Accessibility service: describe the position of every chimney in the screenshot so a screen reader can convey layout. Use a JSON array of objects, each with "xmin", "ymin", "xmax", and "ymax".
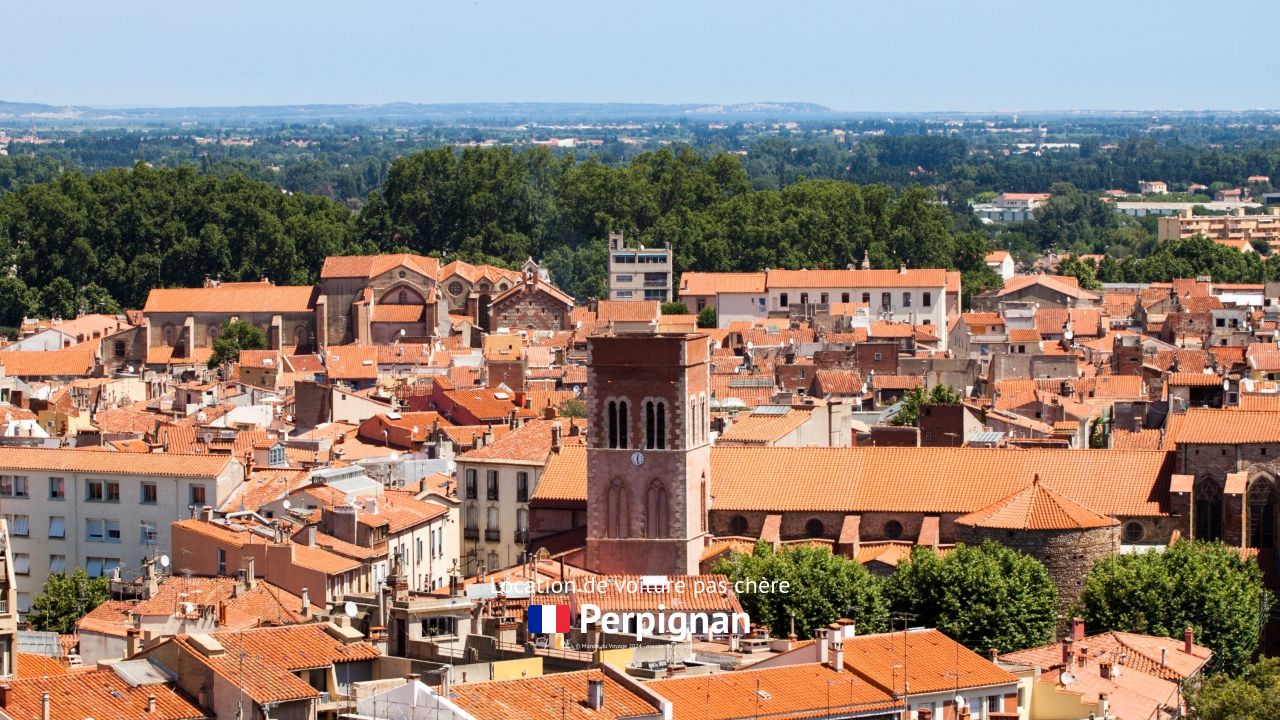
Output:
[
  {"xmin": 217, "ymin": 601, "xmax": 228, "ymax": 627},
  {"xmin": 1100, "ymin": 661, "xmax": 1113, "ymax": 680},
  {"xmin": 1099, "ymin": 692, "xmax": 1110, "ymax": 719},
  {"xmin": 370, "ymin": 497, "xmax": 379, "ymax": 515},
  {"xmin": 815, "ymin": 626, "xmax": 828, "ymax": 663},
  {"xmin": 551, "ymin": 423, "xmax": 562, "ymax": 454},
  {"xmin": 898, "ymin": 264, "xmax": 907, "ymax": 275},
  {"xmin": 586, "ymin": 678, "xmax": 604, "ymax": 710},
  {"xmin": 245, "ymin": 558, "xmax": 256, "ymax": 590},
  {"xmin": 1078, "ymin": 647, "xmax": 1088, "ymax": 666},
  {"xmin": 301, "ymin": 588, "xmax": 312, "ymax": 619},
  {"xmin": 126, "ymin": 627, "xmax": 142, "ymax": 657},
  {"xmin": 989, "ymin": 648, "xmax": 999, "ymax": 663},
  {"xmin": 305, "ymin": 525, "xmax": 317, "ymax": 547},
  {"xmin": 827, "ymin": 626, "xmax": 844, "ymax": 672},
  {"xmin": 1184, "ymin": 626, "xmax": 1194, "ymax": 654},
  {"xmin": 201, "ymin": 505, "xmax": 213, "ymax": 522},
  {"xmin": 0, "ymin": 685, "xmax": 7, "ymax": 709},
  {"xmin": 1160, "ymin": 647, "xmax": 1167, "ymax": 668},
  {"xmin": 41, "ymin": 691, "xmax": 49, "ymax": 720},
  {"xmin": 543, "ymin": 405, "xmax": 557, "ymax": 420},
  {"xmin": 1062, "ymin": 638, "xmax": 1074, "ymax": 666},
  {"xmin": 147, "ymin": 694, "xmax": 157, "ymax": 714},
  {"xmin": 1072, "ymin": 617, "xmax": 1085, "ymax": 641}
]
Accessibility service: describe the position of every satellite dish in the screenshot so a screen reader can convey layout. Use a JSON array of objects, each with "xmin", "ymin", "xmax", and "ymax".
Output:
[
  {"xmin": 282, "ymin": 499, "xmax": 292, "ymax": 510},
  {"xmin": 1064, "ymin": 330, "xmax": 1074, "ymax": 341},
  {"xmin": 1060, "ymin": 670, "xmax": 1075, "ymax": 685},
  {"xmin": 181, "ymin": 602, "xmax": 195, "ymax": 614},
  {"xmin": 159, "ymin": 554, "xmax": 170, "ymax": 568},
  {"xmin": 344, "ymin": 601, "xmax": 358, "ymax": 617}
]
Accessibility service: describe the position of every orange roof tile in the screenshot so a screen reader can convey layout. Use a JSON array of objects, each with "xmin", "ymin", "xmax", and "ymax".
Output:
[
  {"xmin": 324, "ymin": 346, "xmax": 379, "ymax": 381},
  {"xmin": 1238, "ymin": 394, "xmax": 1280, "ymax": 412},
  {"xmin": 1168, "ymin": 372, "xmax": 1224, "ymax": 387},
  {"xmin": 13, "ymin": 652, "xmax": 70, "ymax": 678},
  {"xmin": 451, "ymin": 668, "xmax": 660, "ymax": 720},
  {"xmin": 1111, "ymin": 429, "xmax": 1164, "ymax": 450},
  {"xmin": 718, "ymin": 408, "xmax": 813, "ymax": 444},
  {"xmin": 0, "ymin": 347, "xmax": 98, "ymax": 377},
  {"xmin": 443, "ymin": 387, "xmax": 520, "ymax": 422},
  {"xmin": 653, "ymin": 662, "xmax": 899, "ymax": 719},
  {"xmin": 679, "ymin": 272, "xmax": 768, "ymax": 295},
  {"xmin": 0, "ymin": 668, "xmax": 205, "ymax": 720},
  {"xmin": 594, "ymin": 300, "xmax": 660, "ymax": 323},
  {"xmin": 459, "ymin": 418, "xmax": 586, "ymax": 462},
  {"xmin": 871, "ymin": 374, "xmax": 924, "ymax": 390},
  {"xmin": 0, "ymin": 447, "xmax": 233, "ymax": 477},
  {"xmin": 320, "ymin": 253, "xmax": 440, "ymax": 279},
  {"xmin": 143, "ymin": 282, "xmax": 315, "ymax": 313},
  {"xmin": 955, "ymin": 476, "xmax": 1119, "ymax": 530},
  {"xmin": 998, "ymin": 274, "xmax": 1099, "ymax": 300},
  {"xmin": 841, "ymin": 629, "xmax": 1018, "ymax": 695},
  {"xmin": 370, "ymin": 304, "xmax": 426, "ymax": 323},
  {"xmin": 766, "ymin": 268, "xmax": 949, "ymax": 289},
  {"xmin": 1175, "ymin": 408, "xmax": 1280, "ymax": 444}
]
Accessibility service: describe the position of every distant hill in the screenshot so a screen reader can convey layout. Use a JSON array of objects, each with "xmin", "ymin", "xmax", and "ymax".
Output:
[{"xmin": 0, "ymin": 100, "xmax": 838, "ymax": 126}]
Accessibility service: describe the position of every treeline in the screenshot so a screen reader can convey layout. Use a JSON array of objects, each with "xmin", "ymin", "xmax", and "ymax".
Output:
[{"xmin": 0, "ymin": 147, "xmax": 999, "ymax": 327}]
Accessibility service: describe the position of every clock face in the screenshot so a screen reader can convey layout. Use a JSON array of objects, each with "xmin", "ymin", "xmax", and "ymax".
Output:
[{"xmin": 630, "ymin": 451, "xmax": 645, "ymax": 467}]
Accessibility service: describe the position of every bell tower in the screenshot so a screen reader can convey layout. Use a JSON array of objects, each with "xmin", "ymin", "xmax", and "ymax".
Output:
[{"xmin": 584, "ymin": 330, "xmax": 712, "ymax": 575}]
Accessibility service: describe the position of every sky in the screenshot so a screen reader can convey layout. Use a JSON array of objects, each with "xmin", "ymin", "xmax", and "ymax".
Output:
[{"xmin": 10, "ymin": 0, "xmax": 1279, "ymax": 112}]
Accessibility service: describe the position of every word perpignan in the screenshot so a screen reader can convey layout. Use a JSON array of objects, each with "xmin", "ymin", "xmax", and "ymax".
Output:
[{"xmin": 577, "ymin": 602, "xmax": 750, "ymax": 642}]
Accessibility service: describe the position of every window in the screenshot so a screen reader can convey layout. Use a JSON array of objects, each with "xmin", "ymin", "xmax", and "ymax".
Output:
[
  {"xmin": 516, "ymin": 472, "xmax": 529, "ymax": 503},
  {"xmin": 114, "ymin": 340, "xmax": 126, "ymax": 356},
  {"xmin": 880, "ymin": 292, "xmax": 891, "ymax": 308},
  {"xmin": 105, "ymin": 519, "xmax": 121, "ymax": 543},
  {"xmin": 804, "ymin": 518, "xmax": 825, "ymax": 538},
  {"xmin": 486, "ymin": 470, "xmax": 499, "ymax": 501},
  {"xmin": 269, "ymin": 446, "xmax": 285, "ymax": 466},
  {"xmin": 86, "ymin": 518, "xmax": 105, "ymax": 542},
  {"xmin": 0, "ymin": 475, "xmax": 28, "ymax": 498},
  {"xmin": 616, "ymin": 290, "xmax": 633, "ymax": 298},
  {"xmin": 465, "ymin": 470, "xmax": 478, "ymax": 500},
  {"xmin": 416, "ymin": 538, "xmax": 423, "ymax": 565},
  {"xmin": 189, "ymin": 484, "xmax": 207, "ymax": 506},
  {"xmin": 645, "ymin": 400, "xmax": 666, "ymax": 450},
  {"xmin": 819, "ymin": 293, "xmax": 828, "ymax": 304},
  {"xmin": 217, "ymin": 548, "xmax": 226, "ymax": 576},
  {"xmin": 86, "ymin": 480, "xmax": 104, "ymax": 502},
  {"xmin": 87, "ymin": 557, "xmax": 104, "ymax": 577},
  {"xmin": 884, "ymin": 520, "xmax": 904, "ymax": 539},
  {"xmin": 799, "ymin": 293, "xmax": 809, "ymax": 305},
  {"xmin": 4, "ymin": 515, "xmax": 28, "ymax": 537},
  {"xmin": 106, "ymin": 481, "xmax": 120, "ymax": 502},
  {"xmin": 49, "ymin": 555, "xmax": 66, "ymax": 574},
  {"xmin": 646, "ymin": 480, "xmax": 669, "ymax": 539},
  {"xmin": 841, "ymin": 292, "xmax": 850, "ymax": 303},
  {"xmin": 988, "ymin": 696, "xmax": 1001, "ymax": 713},
  {"xmin": 48, "ymin": 516, "xmax": 64, "ymax": 539},
  {"xmin": 902, "ymin": 292, "xmax": 912, "ymax": 307},
  {"xmin": 729, "ymin": 515, "xmax": 748, "ymax": 535},
  {"xmin": 141, "ymin": 482, "xmax": 157, "ymax": 504},
  {"xmin": 1247, "ymin": 477, "xmax": 1276, "ymax": 549},
  {"xmin": 779, "ymin": 293, "xmax": 789, "ymax": 308},
  {"xmin": 421, "ymin": 616, "xmax": 457, "ymax": 638},
  {"xmin": 615, "ymin": 274, "xmax": 633, "ymax": 283},
  {"xmin": 606, "ymin": 478, "xmax": 629, "ymax": 539},
  {"xmin": 607, "ymin": 400, "xmax": 629, "ymax": 449},
  {"xmin": 861, "ymin": 292, "xmax": 870, "ymax": 304},
  {"xmin": 12, "ymin": 554, "xmax": 28, "ymax": 576},
  {"xmin": 465, "ymin": 504, "xmax": 478, "ymax": 529},
  {"xmin": 923, "ymin": 292, "xmax": 932, "ymax": 307},
  {"xmin": 49, "ymin": 477, "xmax": 64, "ymax": 500},
  {"xmin": 141, "ymin": 525, "xmax": 159, "ymax": 545},
  {"xmin": 873, "ymin": 352, "xmax": 882, "ymax": 361}
]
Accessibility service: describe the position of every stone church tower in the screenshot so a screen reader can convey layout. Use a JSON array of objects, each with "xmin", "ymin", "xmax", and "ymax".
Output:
[{"xmin": 584, "ymin": 330, "xmax": 712, "ymax": 575}]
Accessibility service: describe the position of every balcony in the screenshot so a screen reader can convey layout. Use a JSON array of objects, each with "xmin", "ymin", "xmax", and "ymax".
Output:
[
  {"xmin": 464, "ymin": 527, "xmax": 479, "ymax": 541},
  {"xmin": 485, "ymin": 528, "xmax": 501, "ymax": 543},
  {"xmin": 514, "ymin": 530, "xmax": 529, "ymax": 544}
]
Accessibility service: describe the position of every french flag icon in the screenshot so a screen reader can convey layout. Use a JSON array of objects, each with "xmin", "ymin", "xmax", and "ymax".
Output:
[{"xmin": 527, "ymin": 604, "xmax": 571, "ymax": 633}]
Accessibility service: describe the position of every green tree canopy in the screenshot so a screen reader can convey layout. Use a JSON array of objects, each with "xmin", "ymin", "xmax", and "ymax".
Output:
[
  {"xmin": 1081, "ymin": 541, "xmax": 1272, "ymax": 675},
  {"xmin": 890, "ymin": 383, "xmax": 964, "ymax": 427},
  {"xmin": 557, "ymin": 397, "xmax": 587, "ymax": 418},
  {"xmin": 1187, "ymin": 657, "xmax": 1280, "ymax": 720},
  {"xmin": 29, "ymin": 569, "xmax": 111, "ymax": 635},
  {"xmin": 714, "ymin": 542, "xmax": 888, "ymax": 639},
  {"xmin": 885, "ymin": 542, "xmax": 1057, "ymax": 653},
  {"xmin": 696, "ymin": 306, "xmax": 717, "ymax": 328},
  {"xmin": 208, "ymin": 319, "xmax": 268, "ymax": 368},
  {"xmin": 660, "ymin": 301, "xmax": 689, "ymax": 315}
]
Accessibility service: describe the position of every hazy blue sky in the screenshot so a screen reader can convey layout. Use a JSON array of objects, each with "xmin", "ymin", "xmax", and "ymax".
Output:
[{"xmin": 11, "ymin": 0, "xmax": 1277, "ymax": 111}]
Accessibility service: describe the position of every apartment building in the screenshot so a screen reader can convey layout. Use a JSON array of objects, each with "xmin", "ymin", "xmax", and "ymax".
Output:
[
  {"xmin": 606, "ymin": 231, "xmax": 673, "ymax": 302},
  {"xmin": 1157, "ymin": 207, "xmax": 1280, "ymax": 249},
  {"xmin": 0, "ymin": 449, "xmax": 243, "ymax": 611},
  {"xmin": 455, "ymin": 418, "xmax": 584, "ymax": 575}
]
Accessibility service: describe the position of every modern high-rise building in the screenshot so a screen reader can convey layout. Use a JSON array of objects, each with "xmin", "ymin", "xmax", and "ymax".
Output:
[{"xmin": 606, "ymin": 231, "xmax": 673, "ymax": 302}]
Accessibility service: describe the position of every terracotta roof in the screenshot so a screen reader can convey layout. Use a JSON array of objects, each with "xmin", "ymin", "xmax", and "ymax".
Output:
[
  {"xmin": 143, "ymin": 282, "xmax": 315, "ymax": 314},
  {"xmin": 490, "ymin": 278, "xmax": 575, "ymax": 308},
  {"xmin": 320, "ymin": 253, "xmax": 440, "ymax": 279},
  {"xmin": 90, "ymin": 408, "xmax": 162, "ymax": 436},
  {"xmin": 955, "ymin": 476, "xmax": 1119, "ymax": 530},
  {"xmin": 0, "ymin": 347, "xmax": 98, "ymax": 377},
  {"xmin": 443, "ymin": 388, "xmax": 520, "ymax": 422},
  {"xmin": 451, "ymin": 668, "xmax": 659, "ymax": 720},
  {"xmin": 766, "ymin": 268, "xmax": 949, "ymax": 289},
  {"xmin": 0, "ymin": 668, "xmax": 205, "ymax": 720},
  {"xmin": 679, "ymin": 272, "xmax": 767, "ymax": 295},
  {"xmin": 1002, "ymin": 630, "xmax": 1211, "ymax": 682},
  {"xmin": 76, "ymin": 599, "xmax": 137, "ymax": 637},
  {"xmin": 986, "ymin": 250, "xmax": 1012, "ymax": 262},
  {"xmin": 570, "ymin": 575, "xmax": 743, "ymax": 614},
  {"xmin": 871, "ymin": 374, "xmax": 924, "ymax": 390},
  {"xmin": 370, "ymin": 304, "xmax": 426, "ymax": 323},
  {"xmin": 1174, "ymin": 408, "xmax": 1280, "ymax": 444},
  {"xmin": 841, "ymin": 629, "xmax": 1018, "ymax": 695},
  {"xmin": 718, "ymin": 408, "xmax": 813, "ymax": 444},
  {"xmin": 0, "ymin": 448, "xmax": 233, "ymax": 477},
  {"xmin": 594, "ymin": 300, "xmax": 660, "ymax": 323},
  {"xmin": 962, "ymin": 312, "xmax": 1005, "ymax": 326},
  {"xmin": 652, "ymin": 662, "xmax": 899, "ymax": 720},
  {"xmin": 813, "ymin": 369, "xmax": 863, "ymax": 396},
  {"xmin": 1238, "ymin": 394, "xmax": 1280, "ymax": 412},
  {"xmin": 1008, "ymin": 328, "xmax": 1042, "ymax": 343},
  {"xmin": 459, "ymin": 418, "xmax": 587, "ymax": 462},
  {"xmin": 1168, "ymin": 372, "xmax": 1224, "ymax": 387},
  {"xmin": 324, "ymin": 346, "xmax": 379, "ymax": 381},
  {"xmin": 1246, "ymin": 342, "xmax": 1280, "ymax": 372},
  {"xmin": 1037, "ymin": 308, "xmax": 1105, "ymax": 337},
  {"xmin": 998, "ymin": 274, "xmax": 1100, "ymax": 300},
  {"xmin": 14, "ymin": 652, "xmax": 71, "ymax": 678},
  {"xmin": 1111, "ymin": 429, "xmax": 1164, "ymax": 450},
  {"xmin": 535, "ymin": 446, "xmax": 1172, "ymax": 517},
  {"xmin": 439, "ymin": 424, "xmax": 513, "ymax": 448}
]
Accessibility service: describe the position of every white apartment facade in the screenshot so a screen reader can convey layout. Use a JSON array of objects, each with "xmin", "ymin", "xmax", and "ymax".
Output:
[
  {"xmin": 606, "ymin": 231, "xmax": 674, "ymax": 302},
  {"xmin": 0, "ymin": 448, "xmax": 243, "ymax": 612}
]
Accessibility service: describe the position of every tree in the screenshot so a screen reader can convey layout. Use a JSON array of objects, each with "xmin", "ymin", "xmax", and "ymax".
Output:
[
  {"xmin": 38, "ymin": 277, "xmax": 79, "ymax": 319},
  {"xmin": 885, "ymin": 542, "xmax": 1057, "ymax": 653},
  {"xmin": 208, "ymin": 319, "xmax": 268, "ymax": 368},
  {"xmin": 660, "ymin": 301, "xmax": 689, "ymax": 315},
  {"xmin": 1057, "ymin": 255, "xmax": 1104, "ymax": 290},
  {"xmin": 714, "ymin": 542, "xmax": 888, "ymax": 639},
  {"xmin": 557, "ymin": 397, "xmax": 587, "ymax": 418},
  {"xmin": 1081, "ymin": 541, "xmax": 1271, "ymax": 675},
  {"xmin": 0, "ymin": 276, "xmax": 34, "ymax": 329},
  {"xmin": 697, "ymin": 306, "xmax": 717, "ymax": 328},
  {"xmin": 1186, "ymin": 657, "xmax": 1280, "ymax": 720},
  {"xmin": 889, "ymin": 383, "xmax": 964, "ymax": 427},
  {"xmin": 29, "ymin": 569, "xmax": 110, "ymax": 634}
]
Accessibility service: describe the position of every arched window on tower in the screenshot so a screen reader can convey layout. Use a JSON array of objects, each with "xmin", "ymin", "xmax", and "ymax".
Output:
[
  {"xmin": 618, "ymin": 400, "xmax": 628, "ymax": 448},
  {"xmin": 1194, "ymin": 476, "xmax": 1223, "ymax": 541},
  {"xmin": 646, "ymin": 480, "xmax": 669, "ymax": 539},
  {"xmin": 1248, "ymin": 476, "xmax": 1277, "ymax": 549},
  {"xmin": 606, "ymin": 478, "xmax": 629, "ymax": 538},
  {"xmin": 645, "ymin": 401, "xmax": 666, "ymax": 449},
  {"xmin": 607, "ymin": 401, "xmax": 618, "ymax": 448}
]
